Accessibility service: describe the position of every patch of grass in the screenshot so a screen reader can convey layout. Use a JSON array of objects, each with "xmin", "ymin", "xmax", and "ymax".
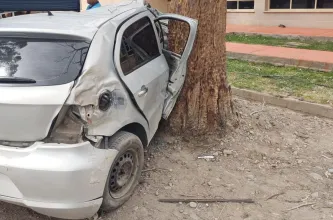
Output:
[
  {"xmin": 226, "ymin": 34, "xmax": 333, "ymax": 52},
  {"xmin": 227, "ymin": 59, "xmax": 333, "ymax": 105}
]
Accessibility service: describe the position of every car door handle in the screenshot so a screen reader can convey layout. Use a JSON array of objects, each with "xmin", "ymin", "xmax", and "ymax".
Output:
[{"xmin": 138, "ymin": 85, "xmax": 148, "ymax": 97}]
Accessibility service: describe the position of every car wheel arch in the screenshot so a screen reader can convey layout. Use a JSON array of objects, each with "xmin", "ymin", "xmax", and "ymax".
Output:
[{"xmin": 119, "ymin": 122, "xmax": 148, "ymax": 147}]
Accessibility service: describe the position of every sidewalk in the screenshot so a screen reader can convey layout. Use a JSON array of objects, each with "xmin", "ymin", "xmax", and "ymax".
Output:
[
  {"xmin": 227, "ymin": 24, "xmax": 333, "ymax": 39},
  {"xmin": 227, "ymin": 42, "xmax": 333, "ymax": 71}
]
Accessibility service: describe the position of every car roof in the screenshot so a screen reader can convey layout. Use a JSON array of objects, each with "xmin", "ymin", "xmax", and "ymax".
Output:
[{"xmin": 0, "ymin": 1, "xmax": 147, "ymax": 40}]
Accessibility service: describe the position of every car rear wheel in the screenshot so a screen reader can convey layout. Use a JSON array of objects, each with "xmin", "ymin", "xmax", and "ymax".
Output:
[{"xmin": 101, "ymin": 131, "xmax": 144, "ymax": 211}]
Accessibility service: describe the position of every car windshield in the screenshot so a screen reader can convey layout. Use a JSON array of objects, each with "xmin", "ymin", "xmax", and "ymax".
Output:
[{"xmin": 0, "ymin": 37, "xmax": 90, "ymax": 86}]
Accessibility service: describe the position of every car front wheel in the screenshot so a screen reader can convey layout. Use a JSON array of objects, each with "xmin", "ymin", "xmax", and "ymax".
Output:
[{"xmin": 101, "ymin": 131, "xmax": 144, "ymax": 211}]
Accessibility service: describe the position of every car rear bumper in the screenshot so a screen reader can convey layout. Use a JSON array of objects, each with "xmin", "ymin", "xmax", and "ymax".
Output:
[
  {"xmin": 0, "ymin": 195, "xmax": 103, "ymax": 219},
  {"xmin": 0, "ymin": 141, "xmax": 118, "ymax": 219}
]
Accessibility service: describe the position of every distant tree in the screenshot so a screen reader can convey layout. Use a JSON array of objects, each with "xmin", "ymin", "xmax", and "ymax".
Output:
[{"xmin": 0, "ymin": 40, "xmax": 27, "ymax": 76}]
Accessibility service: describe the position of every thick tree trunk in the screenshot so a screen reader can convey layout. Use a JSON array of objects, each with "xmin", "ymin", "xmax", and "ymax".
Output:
[{"xmin": 167, "ymin": 0, "xmax": 236, "ymax": 135}]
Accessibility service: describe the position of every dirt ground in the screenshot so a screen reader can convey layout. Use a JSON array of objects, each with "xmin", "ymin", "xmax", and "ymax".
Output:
[{"xmin": 1, "ymin": 98, "xmax": 333, "ymax": 220}]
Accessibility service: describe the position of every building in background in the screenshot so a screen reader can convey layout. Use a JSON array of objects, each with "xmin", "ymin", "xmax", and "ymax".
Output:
[
  {"xmin": 227, "ymin": 0, "xmax": 333, "ymax": 28},
  {"xmin": 3, "ymin": 0, "xmax": 333, "ymax": 29}
]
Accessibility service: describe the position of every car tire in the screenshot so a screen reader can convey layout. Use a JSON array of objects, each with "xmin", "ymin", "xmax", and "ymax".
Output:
[{"xmin": 101, "ymin": 131, "xmax": 144, "ymax": 212}]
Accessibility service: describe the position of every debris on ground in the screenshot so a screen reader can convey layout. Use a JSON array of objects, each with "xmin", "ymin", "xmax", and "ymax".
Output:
[
  {"xmin": 158, "ymin": 198, "xmax": 255, "ymax": 204},
  {"xmin": 142, "ymin": 168, "xmax": 169, "ymax": 173},
  {"xmin": 189, "ymin": 202, "xmax": 197, "ymax": 208},
  {"xmin": 223, "ymin": 149, "xmax": 233, "ymax": 156},
  {"xmin": 311, "ymin": 192, "xmax": 319, "ymax": 199},
  {"xmin": 197, "ymin": 155, "xmax": 214, "ymax": 160},
  {"xmin": 309, "ymin": 172, "xmax": 324, "ymax": 181},
  {"xmin": 265, "ymin": 192, "xmax": 285, "ymax": 201},
  {"xmin": 286, "ymin": 203, "xmax": 315, "ymax": 212}
]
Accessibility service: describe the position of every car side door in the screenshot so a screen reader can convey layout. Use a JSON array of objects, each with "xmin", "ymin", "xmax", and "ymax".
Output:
[
  {"xmin": 154, "ymin": 14, "xmax": 198, "ymax": 119},
  {"xmin": 114, "ymin": 12, "xmax": 169, "ymax": 135}
]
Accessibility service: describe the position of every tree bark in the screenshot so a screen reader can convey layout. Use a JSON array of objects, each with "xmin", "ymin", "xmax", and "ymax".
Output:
[{"xmin": 167, "ymin": 0, "xmax": 236, "ymax": 135}]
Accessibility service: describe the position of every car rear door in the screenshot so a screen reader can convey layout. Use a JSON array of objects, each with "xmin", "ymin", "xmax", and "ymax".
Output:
[
  {"xmin": 114, "ymin": 11, "xmax": 169, "ymax": 135},
  {"xmin": 154, "ymin": 14, "xmax": 198, "ymax": 119}
]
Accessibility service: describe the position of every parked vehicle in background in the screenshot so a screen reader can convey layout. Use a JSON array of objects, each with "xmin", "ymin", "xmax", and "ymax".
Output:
[{"xmin": 0, "ymin": 1, "xmax": 197, "ymax": 219}]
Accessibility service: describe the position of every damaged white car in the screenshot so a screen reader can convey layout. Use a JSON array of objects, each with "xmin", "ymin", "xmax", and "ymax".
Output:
[{"xmin": 0, "ymin": 1, "xmax": 197, "ymax": 219}]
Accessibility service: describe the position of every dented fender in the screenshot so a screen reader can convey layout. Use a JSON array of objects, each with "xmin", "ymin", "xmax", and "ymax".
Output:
[{"xmin": 66, "ymin": 20, "xmax": 150, "ymax": 142}]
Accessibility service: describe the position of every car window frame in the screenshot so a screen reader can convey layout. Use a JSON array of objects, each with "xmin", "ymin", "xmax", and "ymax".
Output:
[
  {"xmin": 117, "ymin": 15, "xmax": 161, "ymax": 76},
  {"xmin": 0, "ymin": 37, "xmax": 90, "ymax": 87}
]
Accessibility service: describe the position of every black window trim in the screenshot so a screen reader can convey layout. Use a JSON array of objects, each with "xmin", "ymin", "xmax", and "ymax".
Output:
[
  {"xmin": 118, "ymin": 15, "xmax": 161, "ymax": 76},
  {"xmin": 268, "ymin": 0, "xmax": 333, "ymax": 10},
  {"xmin": 227, "ymin": 0, "xmax": 255, "ymax": 10}
]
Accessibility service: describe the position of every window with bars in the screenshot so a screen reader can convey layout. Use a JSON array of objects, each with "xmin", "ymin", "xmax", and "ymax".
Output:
[
  {"xmin": 227, "ymin": 0, "xmax": 255, "ymax": 10},
  {"xmin": 270, "ymin": 0, "xmax": 333, "ymax": 9}
]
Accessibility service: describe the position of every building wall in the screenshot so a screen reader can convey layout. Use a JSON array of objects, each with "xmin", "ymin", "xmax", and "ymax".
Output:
[
  {"xmin": 227, "ymin": 0, "xmax": 333, "ymax": 29},
  {"xmin": 81, "ymin": 0, "xmax": 168, "ymax": 12}
]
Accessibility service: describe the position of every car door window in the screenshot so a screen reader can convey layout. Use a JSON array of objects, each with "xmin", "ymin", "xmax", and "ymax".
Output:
[
  {"xmin": 120, "ymin": 17, "xmax": 160, "ymax": 75},
  {"xmin": 154, "ymin": 15, "xmax": 198, "ymax": 119},
  {"xmin": 157, "ymin": 19, "xmax": 189, "ymax": 56}
]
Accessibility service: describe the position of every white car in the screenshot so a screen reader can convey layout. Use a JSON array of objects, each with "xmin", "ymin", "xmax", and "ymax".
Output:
[{"xmin": 0, "ymin": 1, "xmax": 197, "ymax": 219}]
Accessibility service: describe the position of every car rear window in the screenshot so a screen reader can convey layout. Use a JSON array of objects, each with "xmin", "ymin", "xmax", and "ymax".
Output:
[{"xmin": 0, "ymin": 38, "xmax": 90, "ymax": 86}]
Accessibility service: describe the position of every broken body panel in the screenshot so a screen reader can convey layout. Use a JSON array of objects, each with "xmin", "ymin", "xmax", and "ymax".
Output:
[
  {"xmin": 67, "ymin": 11, "xmax": 152, "ymax": 144},
  {"xmin": 67, "ymin": 9, "xmax": 198, "ymax": 144}
]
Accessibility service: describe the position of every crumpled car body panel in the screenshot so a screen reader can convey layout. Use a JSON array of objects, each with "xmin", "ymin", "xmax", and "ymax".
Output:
[{"xmin": 67, "ymin": 18, "xmax": 151, "ymax": 142}]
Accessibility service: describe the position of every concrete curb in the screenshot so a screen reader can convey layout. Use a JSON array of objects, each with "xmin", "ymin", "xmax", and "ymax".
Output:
[
  {"xmin": 227, "ymin": 52, "xmax": 333, "ymax": 72},
  {"xmin": 227, "ymin": 31, "xmax": 333, "ymax": 42},
  {"xmin": 232, "ymin": 87, "xmax": 333, "ymax": 119}
]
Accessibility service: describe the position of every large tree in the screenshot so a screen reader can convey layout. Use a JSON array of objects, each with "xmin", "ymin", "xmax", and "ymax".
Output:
[{"xmin": 167, "ymin": 0, "xmax": 236, "ymax": 135}]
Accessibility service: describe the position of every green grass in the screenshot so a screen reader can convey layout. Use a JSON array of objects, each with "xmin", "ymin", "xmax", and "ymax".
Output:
[
  {"xmin": 227, "ymin": 59, "xmax": 333, "ymax": 105},
  {"xmin": 226, "ymin": 34, "xmax": 333, "ymax": 52}
]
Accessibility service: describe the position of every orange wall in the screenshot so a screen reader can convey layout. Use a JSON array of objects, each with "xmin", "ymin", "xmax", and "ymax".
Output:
[{"xmin": 81, "ymin": 0, "xmax": 167, "ymax": 12}]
